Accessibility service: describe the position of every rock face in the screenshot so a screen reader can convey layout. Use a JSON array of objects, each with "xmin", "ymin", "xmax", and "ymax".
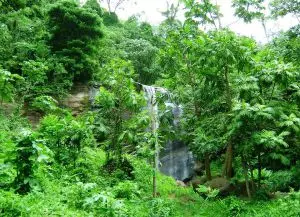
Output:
[
  {"xmin": 61, "ymin": 83, "xmax": 92, "ymax": 116},
  {"xmin": 159, "ymin": 140, "xmax": 195, "ymax": 181}
]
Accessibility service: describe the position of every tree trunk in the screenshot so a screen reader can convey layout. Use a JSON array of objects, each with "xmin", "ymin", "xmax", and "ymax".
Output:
[
  {"xmin": 153, "ymin": 155, "xmax": 157, "ymax": 197},
  {"xmin": 242, "ymin": 157, "xmax": 251, "ymax": 198},
  {"xmin": 224, "ymin": 65, "xmax": 232, "ymax": 110},
  {"xmin": 258, "ymin": 152, "xmax": 262, "ymax": 188},
  {"xmin": 261, "ymin": 17, "xmax": 269, "ymax": 42},
  {"xmin": 205, "ymin": 153, "xmax": 212, "ymax": 180},
  {"xmin": 250, "ymin": 165, "xmax": 255, "ymax": 191},
  {"xmin": 153, "ymin": 132, "xmax": 159, "ymax": 198},
  {"xmin": 223, "ymin": 142, "xmax": 233, "ymax": 179}
]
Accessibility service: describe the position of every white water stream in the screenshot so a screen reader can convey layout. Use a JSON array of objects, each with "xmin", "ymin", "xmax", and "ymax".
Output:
[{"xmin": 142, "ymin": 84, "xmax": 194, "ymax": 181}]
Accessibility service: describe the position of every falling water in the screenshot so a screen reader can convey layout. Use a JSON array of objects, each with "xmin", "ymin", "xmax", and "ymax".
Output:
[
  {"xmin": 142, "ymin": 85, "xmax": 195, "ymax": 181},
  {"xmin": 89, "ymin": 83, "xmax": 101, "ymax": 108}
]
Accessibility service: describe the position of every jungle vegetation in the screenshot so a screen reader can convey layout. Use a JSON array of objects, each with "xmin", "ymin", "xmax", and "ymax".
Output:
[{"xmin": 0, "ymin": 0, "xmax": 300, "ymax": 216}]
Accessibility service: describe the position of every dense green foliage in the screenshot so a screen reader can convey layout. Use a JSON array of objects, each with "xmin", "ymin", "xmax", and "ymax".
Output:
[{"xmin": 0, "ymin": 0, "xmax": 299, "ymax": 216}]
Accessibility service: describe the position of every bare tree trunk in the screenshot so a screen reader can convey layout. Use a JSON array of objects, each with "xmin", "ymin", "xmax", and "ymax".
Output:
[
  {"xmin": 242, "ymin": 157, "xmax": 251, "ymax": 198},
  {"xmin": 250, "ymin": 165, "xmax": 255, "ymax": 191},
  {"xmin": 153, "ymin": 155, "xmax": 157, "ymax": 197},
  {"xmin": 261, "ymin": 17, "xmax": 269, "ymax": 42},
  {"xmin": 222, "ymin": 64, "xmax": 234, "ymax": 179},
  {"xmin": 258, "ymin": 152, "xmax": 262, "ymax": 188},
  {"xmin": 205, "ymin": 153, "xmax": 212, "ymax": 180},
  {"xmin": 153, "ymin": 132, "xmax": 159, "ymax": 197},
  {"xmin": 222, "ymin": 146, "xmax": 228, "ymax": 177},
  {"xmin": 215, "ymin": 0, "xmax": 222, "ymax": 29},
  {"xmin": 223, "ymin": 142, "xmax": 233, "ymax": 178}
]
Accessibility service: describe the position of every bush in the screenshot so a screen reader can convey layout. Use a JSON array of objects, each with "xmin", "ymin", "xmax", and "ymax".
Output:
[
  {"xmin": 12, "ymin": 130, "xmax": 52, "ymax": 194},
  {"xmin": 266, "ymin": 170, "xmax": 294, "ymax": 192},
  {"xmin": 0, "ymin": 190, "xmax": 26, "ymax": 217},
  {"xmin": 275, "ymin": 191, "xmax": 300, "ymax": 216},
  {"xmin": 83, "ymin": 191, "xmax": 129, "ymax": 217},
  {"xmin": 31, "ymin": 95, "xmax": 64, "ymax": 115},
  {"xmin": 38, "ymin": 114, "xmax": 96, "ymax": 166},
  {"xmin": 113, "ymin": 181, "xmax": 140, "ymax": 199},
  {"xmin": 149, "ymin": 198, "xmax": 173, "ymax": 217},
  {"xmin": 225, "ymin": 196, "xmax": 246, "ymax": 217},
  {"xmin": 102, "ymin": 157, "xmax": 135, "ymax": 181}
]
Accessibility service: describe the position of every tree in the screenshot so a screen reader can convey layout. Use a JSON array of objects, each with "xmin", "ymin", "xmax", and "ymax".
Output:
[
  {"xmin": 232, "ymin": 0, "xmax": 269, "ymax": 40},
  {"xmin": 181, "ymin": 0, "xmax": 223, "ymax": 29},
  {"xmin": 270, "ymin": 0, "xmax": 300, "ymax": 21},
  {"xmin": 48, "ymin": 0, "xmax": 103, "ymax": 82},
  {"xmin": 0, "ymin": 0, "xmax": 27, "ymax": 13},
  {"xmin": 159, "ymin": 3, "xmax": 257, "ymax": 179},
  {"xmin": 119, "ymin": 39, "xmax": 159, "ymax": 84},
  {"xmin": 232, "ymin": 0, "xmax": 265, "ymax": 23},
  {"xmin": 84, "ymin": 0, "xmax": 103, "ymax": 16},
  {"xmin": 100, "ymin": 0, "xmax": 128, "ymax": 13},
  {"xmin": 0, "ymin": 68, "xmax": 23, "ymax": 105},
  {"xmin": 95, "ymin": 59, "xmax": 146, "ymax": 164}
]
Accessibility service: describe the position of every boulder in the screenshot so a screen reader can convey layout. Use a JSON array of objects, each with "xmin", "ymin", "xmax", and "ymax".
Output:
[
  {"xmin": 205, "ymin": 177, "xmax": 234, "ymax": 196},
  {"xmin": 193, "ymin": 161, "xmax": 204, "ymax": 176},
  {"xmin": 176, "ymin": 180, "xmax": 186, "ymax": 187},
  {"xmin": 191, "ymin": 176, "xmax": 208, "ymax": 191}
]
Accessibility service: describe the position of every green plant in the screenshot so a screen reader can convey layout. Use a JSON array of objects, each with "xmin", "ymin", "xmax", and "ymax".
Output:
[
  {"xmin": 31, "ymin": 95, "xmax": 64, "ymax": 115},
  {"xmin": 265, "ymin": 170, "xmax": 294, "ymax": 192},
  {"xmin": 149, "ymin": 198, "xmax": 173, "ymax": 217},
  {"xmin": 13, "ymin": 129, "xmax": 52, "ymax": 194},
  {"xmin": 225, "ymin": 196, "xmax": 246, "ymax": 217},
  {"xmin": 113, "ymin": 181, "xmax": 140, "ymax": 199},
  {"xmin": 0, "ymin": 190, "xmax": 26, "ymax": 217},
  {"xmin": 196, "ymin": 185, "xmax": 220, "ymax": 199},
  {"xmin": 84, "ymin": 191, "xmax": 129, "ymax": 217},
  {"xmin": 38, "ymin": 114, "xmax": 95, "ymax": 166},
  {"xmin": 0, "ymin": 68, "xmax": 23, "ymax": 105},
  {"xmin": 95, "ymin": 58, "xmax": 146, "ymax": 164}
]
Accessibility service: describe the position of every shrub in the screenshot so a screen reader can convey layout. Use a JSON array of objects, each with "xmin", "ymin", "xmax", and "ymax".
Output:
[
  {"xmin": 196, "ymin": 185, "xmax": 220, "ymax": 199},
  {"xmin": 0, "ymin": 190, "xmax": 26, "ymax": 217},
  {"xmin": 31, "ymin": 95, "xmax": 64, "ymax": 115},
  {"xmin": 38, "ymin": 114, "xmax": 96, "ymax": 166},
  {"xmin": 83, "ymin": 191, "xmax": 129, "ymax": 217},
  {"xmin": 276, "ymin": 191, "xmax": 300, "ymax": 216},
  {"xmin": 102, "ymin": 157, "xmax": 135, "ymax": 181},
  {"xmin": 225, "ymin": 196, "xmax": 246, "ymax": 217},
  {"xmin": 12, "ymin": 129, "xmax": 52, "ymax": 194},
  {"xmin": 266, "ymin": 170, "xmax": 294, "ymax": 192},
  {"xmin": 113, "ymin": 181, "xmax": 140, "ymax": 199},
  {"xmin": 149, "ymin": 198, "xmax": 173, "ymax": 217}
]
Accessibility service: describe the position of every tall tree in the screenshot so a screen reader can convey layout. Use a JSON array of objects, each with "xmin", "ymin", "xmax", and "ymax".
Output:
[
  {"xmin": 100, "ymin": 0, "xmax": 127, "ymax": 13},
  {"xmin": 232, "ymin": 0, "xmax": 269, "ymax": 40},
  {"xmin": 270, "ymin": 0, "xmax": 300, "ymax": 21},
  {"xmin": 48, "ymin": 0, "xmax": 103, "ymax": 82}
]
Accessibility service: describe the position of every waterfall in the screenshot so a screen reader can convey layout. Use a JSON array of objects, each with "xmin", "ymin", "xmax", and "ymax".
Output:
[
  {"xmin": 142, "ymin": 84, "xmax": 195, "ymax": 181},
  {"xmin": 142, "ymin": 85, "xmax": 167, "ymax": 172}
]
